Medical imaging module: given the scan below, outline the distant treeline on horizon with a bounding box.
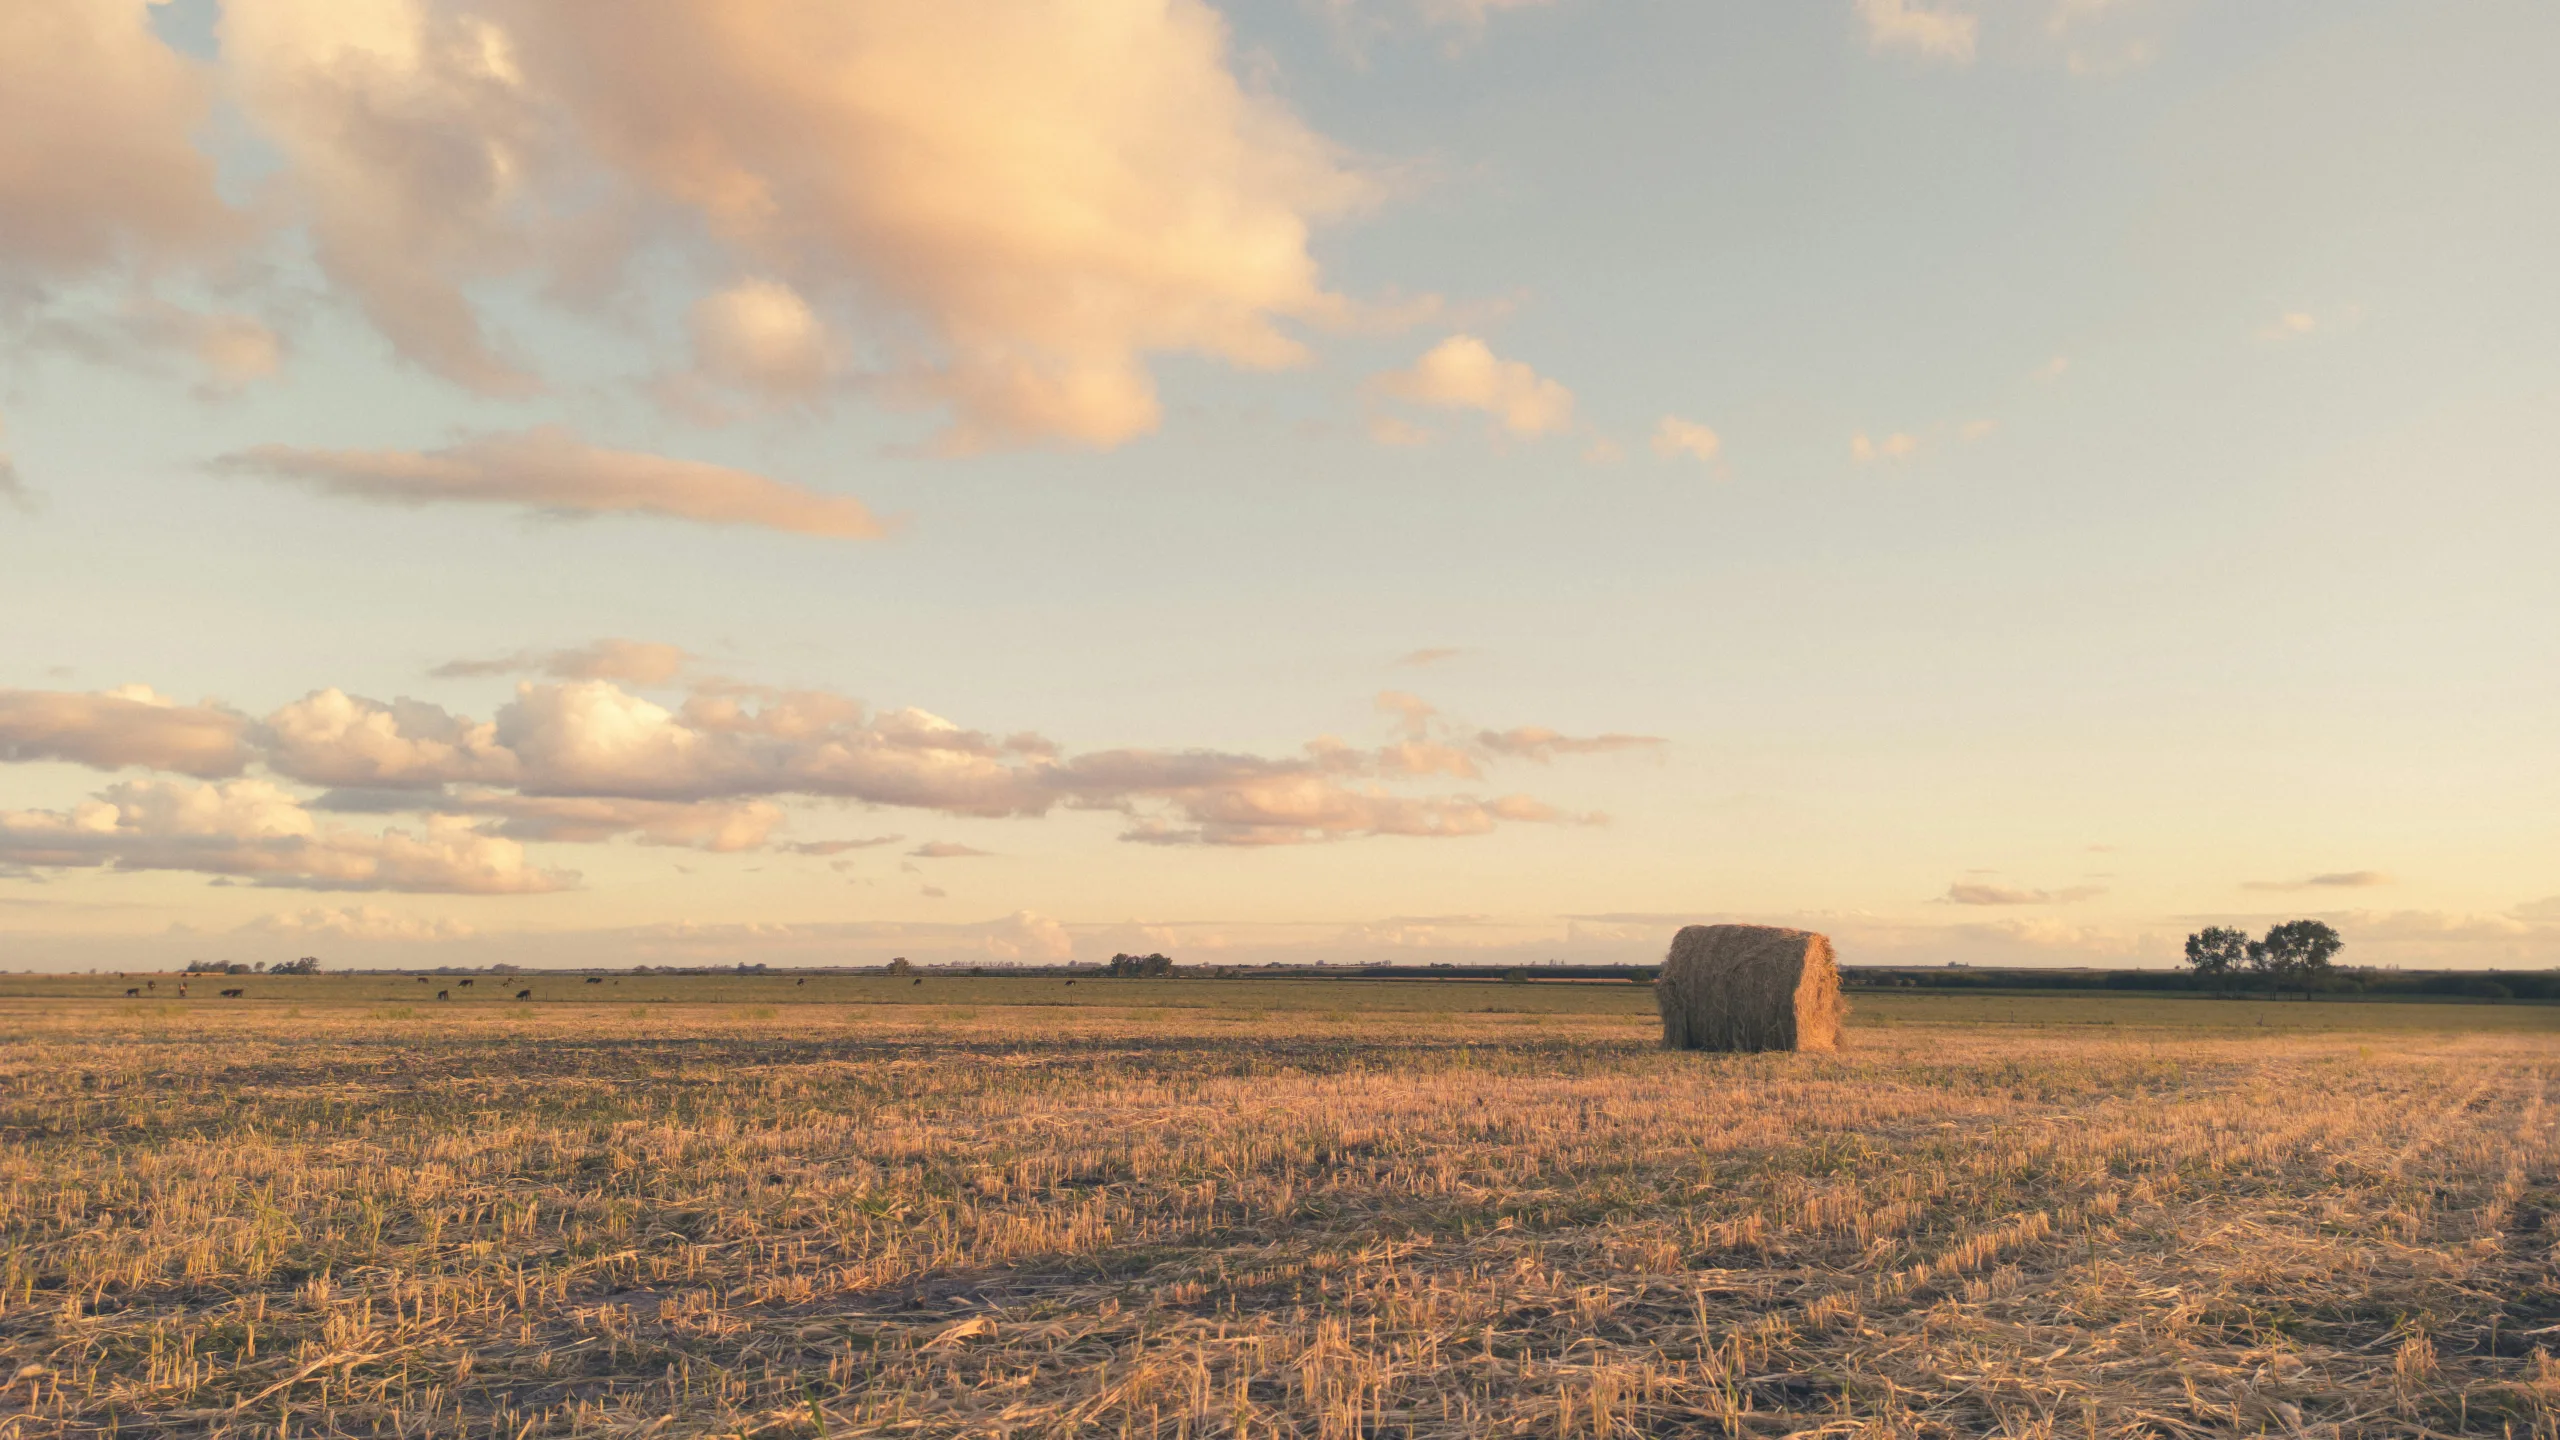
[130,957,2560,1002]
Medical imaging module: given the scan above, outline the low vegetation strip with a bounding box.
[0,999,2552,1437]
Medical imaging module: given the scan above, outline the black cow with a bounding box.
[125,988,141,997]
[220,988,244,998]
[913,977,923,986]
[437,990,450,1000]
[459,978,474,987]
[585,976,603,984]
[515,989,532,1000]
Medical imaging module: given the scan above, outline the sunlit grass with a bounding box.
[0,988,2552,1437]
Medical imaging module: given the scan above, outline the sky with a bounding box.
[2,0,2556,973]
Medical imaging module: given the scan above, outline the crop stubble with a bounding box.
[0,999,2554,1437]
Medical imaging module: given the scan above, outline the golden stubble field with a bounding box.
[0,984,2554,1438]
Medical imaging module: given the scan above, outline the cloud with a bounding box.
[0,0,233,283]
[430,638,691,685]
[240,905,476,942]
[1943,881,2107,906]
[1365,413,1433,447]
[689,279,831,398]
[1851,431,1919,463]
[785,835,902,856]
[1475,726,1668,762]
[1651,416,1720,463]
[448,791,783,852]
[2242,870,2393,892]
[2332,909,2532,943]
[1394,647,1463,668]
[260,689,515,789]
[28,298,285,396]
[909,841,993,859]
[221,0,546,397]
[0,409,25,511]
[220,0,1371,444]
[1959,418,1997,442]
[1856,0,1978,62]
[214,427,888,538]
[6,673,1652,869]
[0,686,252,776]
[1373,335,1574,437]
[0,777,572,893]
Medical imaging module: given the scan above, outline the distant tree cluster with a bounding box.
[1105,952,1175,978]
[2183,921,2343,993]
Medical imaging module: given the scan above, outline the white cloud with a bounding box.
[689,279,831,398]
[452,792,782,852]
[430,638,691,685]
[241,905,476,941]
[220,0,1371,445]
[1959,418,1997,442]
[261,689,515,789]
[1944,881,2105,906]
[0,408,23,511]
[909,841,993,859]
[2241,870,2393,892]
[1857,0,1978,62]
[0,0,232,283]
[1476,726,1667,762]
[1394,647,1463,668]
[1373,335,1574,437]
[1851,431,1919,463]
[1650,415,1720,463]
[214,427,888,538]
[4,673,1656,870]
[222,0,547,397]
[0,777,571,893]
[0,686,251,776]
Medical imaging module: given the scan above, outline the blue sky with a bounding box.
[2,0,2554,970]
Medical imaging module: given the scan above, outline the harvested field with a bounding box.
[1,990,2555,1437]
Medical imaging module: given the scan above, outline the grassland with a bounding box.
[1,979,2554,1437]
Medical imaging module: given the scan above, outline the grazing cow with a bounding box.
[516,989,532,1000]
[459,978,474,987]
[220,988,244,998]
[585,976,603,984]
[125,988,141,997]
[913,977,923,986]
[1065,980,1076,987]
[146,980,156,991]
[416,977,429,984]
[795,978,805,986]
[437,990,450,1000]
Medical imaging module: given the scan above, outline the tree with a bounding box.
[885,957,913,977]
[2254,920,2343,995]
[1105,952,1174,978]
[2182,926,2251,976]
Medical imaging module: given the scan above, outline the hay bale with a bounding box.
[1656,924,1844,1052]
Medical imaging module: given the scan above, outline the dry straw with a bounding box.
[1656,923,1845,1052]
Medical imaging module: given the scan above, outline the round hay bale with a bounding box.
[1656,924,1844,1052]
